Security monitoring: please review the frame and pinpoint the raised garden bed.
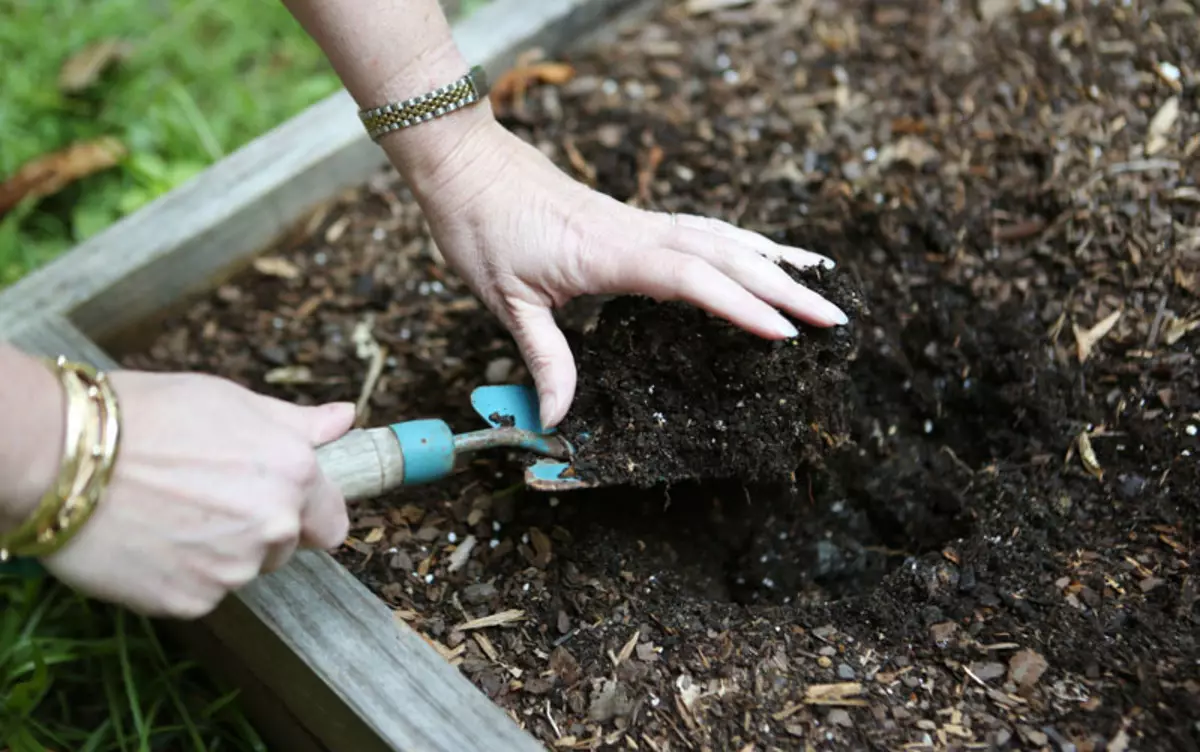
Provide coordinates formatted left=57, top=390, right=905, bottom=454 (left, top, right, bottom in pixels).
left=5, top=0, right=1199, bottom=749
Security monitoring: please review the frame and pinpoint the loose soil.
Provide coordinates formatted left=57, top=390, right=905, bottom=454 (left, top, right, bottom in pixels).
left=559, top=264, right=862, bottom=488
left=119, top=0, right=1199, bottom=750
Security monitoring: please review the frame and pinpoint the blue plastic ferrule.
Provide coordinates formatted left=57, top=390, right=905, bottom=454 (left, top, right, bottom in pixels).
left=390, top=419, right=456, bottom=485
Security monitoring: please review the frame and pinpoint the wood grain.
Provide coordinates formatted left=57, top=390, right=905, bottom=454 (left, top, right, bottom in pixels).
left=316, top=427, right=407, bottom=501
left=4, top=315, right=542, bottom=751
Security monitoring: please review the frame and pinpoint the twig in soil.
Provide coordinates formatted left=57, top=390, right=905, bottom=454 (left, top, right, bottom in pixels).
left=455, top=609, right=525, bottom=631
left=351, top=314, right=388, bottom=425
left=1105, top=158, right=1179, bottom=176
left=544, top=699, right=562, bottom=740
left=354, top=344, right=387, bottom=426
left=1146, top=295, right=1169, bottom=349
left=802, top=682, right=866, bottom=706
left=940, top=446, right=975, bottom=475
left=962, top=664, right=989, bottom=689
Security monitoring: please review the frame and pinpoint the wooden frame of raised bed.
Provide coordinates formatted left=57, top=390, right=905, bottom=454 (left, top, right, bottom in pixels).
left=0, top=1, right=646, bottom=749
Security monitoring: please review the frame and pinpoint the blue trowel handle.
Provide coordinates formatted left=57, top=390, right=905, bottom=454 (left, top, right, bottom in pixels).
left=316, top=419, right=456, bottom=500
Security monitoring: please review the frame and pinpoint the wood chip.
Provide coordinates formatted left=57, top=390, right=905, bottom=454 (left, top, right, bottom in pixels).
left=1077, top=429, right=1104, bottom=480
left=979, top=0, right=1020, bottom=22
left=420, top=632, right=466, bottom=663
left=1162, top=315, right=1199, bottom=346
left=253, top=256, right=302, bottom=280
left=1008, top=648, right=1048, bottom=689
left=473, top=632, right=500, bottom=661
left=263, top=365, right=313, bottom=384
left=1146, top=96, right=1179, bottom=156
left=447, top=534, right=477, bottom=572
left=455, top=609, right=525, bottom=631
left=685, top=0, right=752, bottom=14
left=1073, top=308, right=1122, bottom=363
left=489, top=60, right=576, bottom=111
left=803, top=682, right=867, bottom=706
left=615, top=629, right=640, bottom=666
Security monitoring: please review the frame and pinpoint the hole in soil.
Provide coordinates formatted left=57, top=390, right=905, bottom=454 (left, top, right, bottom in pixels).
left=478, top=331, right=985, bottom=609
left=499, top=455, right=971, bottom=608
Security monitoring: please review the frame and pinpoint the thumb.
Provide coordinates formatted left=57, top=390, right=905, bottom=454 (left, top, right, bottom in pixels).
left=507, top=301, right=577, bottom=429
left=258, top=396, right=358, bottom=445
left=303, top=402, right=358, bottom=446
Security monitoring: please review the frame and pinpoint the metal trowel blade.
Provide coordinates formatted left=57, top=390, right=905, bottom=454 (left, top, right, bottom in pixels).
left=469, top=384, right=597, bottom=492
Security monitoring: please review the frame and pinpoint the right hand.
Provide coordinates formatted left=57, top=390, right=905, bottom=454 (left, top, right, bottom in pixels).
left=40, top=370, right=356, bottom=619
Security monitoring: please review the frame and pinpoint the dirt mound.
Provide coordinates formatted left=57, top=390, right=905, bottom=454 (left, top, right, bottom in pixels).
left=560, top=264, right=862, bottom=487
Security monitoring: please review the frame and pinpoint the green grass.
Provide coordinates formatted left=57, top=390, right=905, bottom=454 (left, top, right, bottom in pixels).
left=1, top=1, right=338, bottom=748
left=0, top=0, right=345, bottom=286
left=1, top=571, right=268, bottom=751
left=2, top=1, right=492, bottom=748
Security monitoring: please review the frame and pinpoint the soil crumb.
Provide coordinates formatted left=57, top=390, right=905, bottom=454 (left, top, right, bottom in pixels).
left=560, top=265, right=863, bottom=487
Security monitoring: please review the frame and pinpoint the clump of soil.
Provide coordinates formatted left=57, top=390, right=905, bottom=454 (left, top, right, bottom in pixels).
left=560, top=264, right=862, bottom=487
left=118, top=0, right=1200, bottom=750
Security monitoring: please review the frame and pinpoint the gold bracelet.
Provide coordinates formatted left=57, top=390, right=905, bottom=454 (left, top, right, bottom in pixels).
left=0, top=361, right=91, bottom=560
left=0, top=357, right=122, bottom=560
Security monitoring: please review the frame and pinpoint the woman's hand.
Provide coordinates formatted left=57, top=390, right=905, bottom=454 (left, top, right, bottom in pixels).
left=40, top=370, right=355, bottom=619
left=276, top=0, right=848, bottom=428
left=399, top=121, right=850, bottom=428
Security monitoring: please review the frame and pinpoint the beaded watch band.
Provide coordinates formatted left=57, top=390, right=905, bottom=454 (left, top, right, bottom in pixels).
left=358, top=65, right=490, bottom=142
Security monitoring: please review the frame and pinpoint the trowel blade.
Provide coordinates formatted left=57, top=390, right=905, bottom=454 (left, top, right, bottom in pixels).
left=524, top=459, right=601, bottom=492
left=470, top=385, right=599, bottom=491
left=470, top=384, right=545, bottom=431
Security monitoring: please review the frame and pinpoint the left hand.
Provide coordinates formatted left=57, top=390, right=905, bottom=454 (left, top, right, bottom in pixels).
left=399, top=120, right=849, bottom=429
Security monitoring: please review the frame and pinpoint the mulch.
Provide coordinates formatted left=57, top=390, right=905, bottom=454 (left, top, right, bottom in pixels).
left=120, top=0, right=1199, bottom=749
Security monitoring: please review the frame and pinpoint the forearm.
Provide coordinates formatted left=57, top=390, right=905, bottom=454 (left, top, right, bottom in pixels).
left=281, top=0, right=500, bottom=190
left=0, top=343, right=64, bottom=530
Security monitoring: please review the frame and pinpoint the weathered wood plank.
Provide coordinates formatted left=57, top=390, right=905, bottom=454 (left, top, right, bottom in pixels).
left=0, top=0, right=646, bottom=348
left=3, top=314, right=546, bottom=752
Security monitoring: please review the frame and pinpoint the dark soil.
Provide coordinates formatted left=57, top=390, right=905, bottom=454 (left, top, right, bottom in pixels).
left=559, top=264, right=862, bottom=487
left=119, top=0, right=1200, bottom=750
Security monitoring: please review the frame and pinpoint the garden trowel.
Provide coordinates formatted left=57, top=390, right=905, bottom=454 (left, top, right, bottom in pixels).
left=316, top=384, right=599, bottom=499
left=0, top=385, right=593, bottom=579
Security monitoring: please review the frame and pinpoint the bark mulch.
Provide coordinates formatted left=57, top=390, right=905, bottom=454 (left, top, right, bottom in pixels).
left=121, top=0, right=1199, bottom=749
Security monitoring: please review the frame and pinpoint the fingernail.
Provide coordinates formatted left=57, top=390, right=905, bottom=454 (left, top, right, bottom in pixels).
left=540, top=394, right=560, bottom=429
left=825, top=304, right=850, bottom=326
left=774, top=318, right=800, bottom=338
left=818, top=255, right=836, bottom=270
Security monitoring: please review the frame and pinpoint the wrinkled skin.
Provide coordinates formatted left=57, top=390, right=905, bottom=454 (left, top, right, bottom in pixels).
left=406, top=120, right=848, bottom=428
left=40, top=371, right=355, bottom=619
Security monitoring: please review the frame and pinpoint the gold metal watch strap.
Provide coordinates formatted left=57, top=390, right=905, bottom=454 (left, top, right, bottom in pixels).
left=358, top=65, right=490, bottom=142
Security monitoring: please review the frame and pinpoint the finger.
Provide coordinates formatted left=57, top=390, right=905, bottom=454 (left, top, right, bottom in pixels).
left=257, top=398, right=358, bottom=446
left=506, top=300, right=577, bottom=429
left=261, top=537, right=299, bottom=574
left=664, top=222, right=848, bottom=327
left=589, top=248, right=803, bottom=339
left=670, top=212, right=837, bottom=271
left=299, top=466, right=350, bottom=550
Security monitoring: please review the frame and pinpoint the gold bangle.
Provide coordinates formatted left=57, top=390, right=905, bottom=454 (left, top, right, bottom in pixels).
left=0, top=357, right=122, bottom=560
left=0, top=358, right=91, bottom=560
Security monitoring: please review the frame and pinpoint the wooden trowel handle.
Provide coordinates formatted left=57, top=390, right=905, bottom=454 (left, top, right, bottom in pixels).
left=316, top=427, right=408, bottom=501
